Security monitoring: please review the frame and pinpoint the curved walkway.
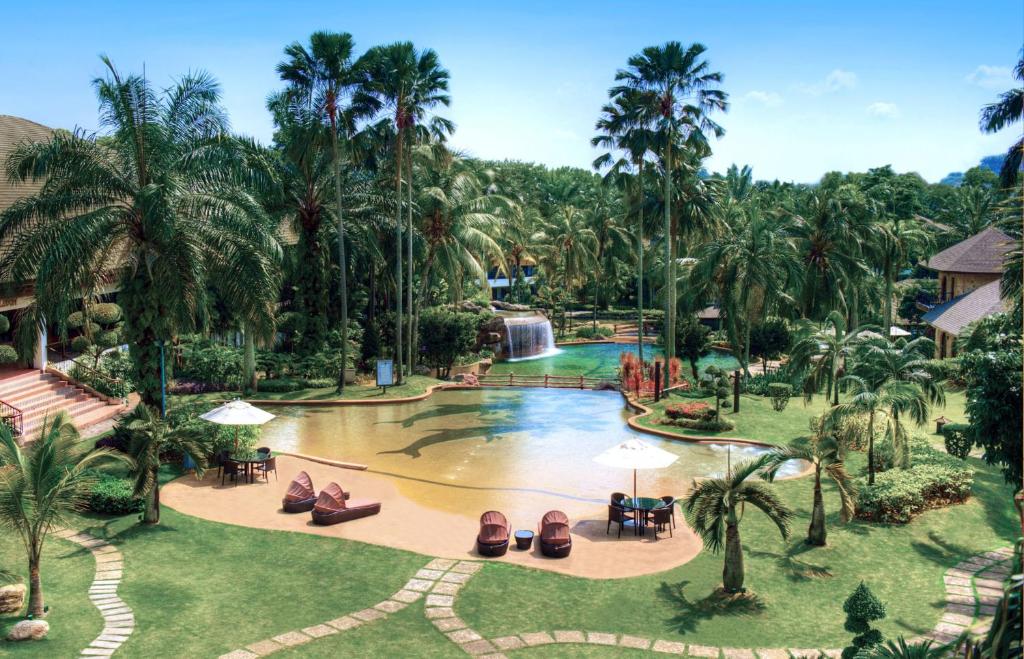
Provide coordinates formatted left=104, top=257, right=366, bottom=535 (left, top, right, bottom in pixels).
left=53, top=528, right=134, bottom=657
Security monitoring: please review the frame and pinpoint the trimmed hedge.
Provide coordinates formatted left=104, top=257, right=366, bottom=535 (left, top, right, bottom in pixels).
left=256, top=377, right=335, bottom=393
left=941, top=423, right=972, bottom=460
left=658, top=416, right=736, bottom=432
left=855, top=441, right=974, bottom=523
left=0, top=344, right=18, bottom=364
left=86, top=472, right=143, bottom=516
left=575, top=325, right=614, bottom=340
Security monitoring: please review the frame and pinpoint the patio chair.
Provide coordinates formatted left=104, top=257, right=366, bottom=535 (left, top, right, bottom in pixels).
left=659, top=496, right=677, bottom=529
left=256, top=456, right=277, bottom=482
left=282, top=471, right=317, bottom=513
left=311, top=482, right=381, bottom=526
left=215, top=450, right=230, bottom=479
left=221, top=459, right=243, bottom=486
left=257, top=446, right=271, bottom=455
left=611, top=492, right=627, bottom=506
left=476, top=510, right=511, bottom=557
left=607, top=504, right=635, bottom=538
left=538, top=510, right=572, bottom=558
left=650, top=506, right=673, bottom=540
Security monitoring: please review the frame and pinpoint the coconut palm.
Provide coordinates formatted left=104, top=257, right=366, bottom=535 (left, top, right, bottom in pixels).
left=763, top=419, right=855, bottom=546
left=827, top=375, right=931, bottom=485
left=358, top=42, right=451, bottom=381
left=533, top=206, right=598, bottom=330
left=979, top=54, right=1023, bottom=188
left=276, top=31, right=361, bottom=390
left=124, top=405, right=209, bottom=525
left=684, top=453, right=792, bottom=593
left=0, top=58, right=279, bottom=408
left=0, top=413, right=130, bottom=617
left=585, top=186, right=631, bottom=329
left=870, top=218, right=930, bottom=340
left=612, top=42, right=728, bottom=387
left=788, top=311, right=865, bottom=406
left=943, top=185, right=998, bottom=242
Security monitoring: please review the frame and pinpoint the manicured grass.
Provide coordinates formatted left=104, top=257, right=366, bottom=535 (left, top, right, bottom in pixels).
left=175, top=374, right=443, bottom=404
left=457, top=450, right=1018, bottom=648
left=635, top=390, right=970, bottom=446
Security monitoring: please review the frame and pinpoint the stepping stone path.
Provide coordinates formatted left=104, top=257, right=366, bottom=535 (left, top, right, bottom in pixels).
left=216, top=547, right=1016, bottom=658
left=53, top=528, right=134, bottom=657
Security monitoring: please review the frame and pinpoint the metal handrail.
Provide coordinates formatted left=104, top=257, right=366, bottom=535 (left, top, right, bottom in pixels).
left=47, top=348, right=124, bottom=387
left=0, top=399, right=24, bottom=437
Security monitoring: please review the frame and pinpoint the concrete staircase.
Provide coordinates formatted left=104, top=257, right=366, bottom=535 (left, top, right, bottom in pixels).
left=0, top=369, right=123, bottom=438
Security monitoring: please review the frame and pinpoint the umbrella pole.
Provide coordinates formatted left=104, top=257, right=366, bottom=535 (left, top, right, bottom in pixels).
left=633, top=469, right=637, bottom=501
left=234, top=426, right=239, bottom=453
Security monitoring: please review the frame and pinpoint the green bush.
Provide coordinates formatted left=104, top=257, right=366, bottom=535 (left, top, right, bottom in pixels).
left=67, top=310, right=85, bottom=329
left=767, top=382, right=793, bottom=412
left=86, top=472, right=143, bottom=516
left=658, top=416, right=736, bottom=432
left=0, top=344, right=18, bottom=364
left=177, top=339, right=243, bottom=388
left=841, top=582, right=886, bottom=658
left=575, top=325, right=614, bottom=340
left=419, top=309, right=478, bottom=379
left=257, top=378, right=304, bottom=393
left=300, top=378, right=334, bottom=389
left=0, top=314, right=9, bottom=335
left=855, top=440, right=974, bottom=523
left=96, top=329, right=122, bottom=349
left=941, top=423, right=972, bottom=460
left=71, top=335, right=92, bottom=353
left=89, top=303, right=123, bottom=325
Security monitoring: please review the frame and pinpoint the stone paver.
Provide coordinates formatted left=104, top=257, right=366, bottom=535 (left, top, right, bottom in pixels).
left=218, top=651, right=259, bottom=659
left=450, top=561, right=483, bottom=574
left=432, top=581, right=462, bottom=596
left=447, top=629, right=483, bottom=644
left=301, top=624, right=337, bottom=639
left=755, top=649, right=789, bottom=659
left=245, top=639, right=282, bottom=656
left=441, top=571, right=473, bottom=584
left=652, top=639, right=687, bottom=654
left=521, top=631, right=556, bottom=646
left=416, top=568, right=446, bottom=580
left=620, top=635, right=652, bottom=650
left=326, top=616, right=362, bottom=631
left=554, top=630, right=586, bottom=643
left=688, top=644, right=720, bottom=657
left=271, top=631, right=310, bottom=647
left=392, top=589, right=424, bottom=603
left=492, top=636, right=526, bottom=650
left=433, top=617, right=468, bottom=632
left=460, top=639, right=498, bottom=655
left=352, top=608, right=386, bottom=622
left=404, top=578, right=435, bottom=592
left=425, top=594, right=455, bottom=607
left=587, top=632, right=618, bottom=645
left=375, top=600, right=407, bottom=613
left=425, top=606, right=456, bottom=619
left=721, top=648, right=755, bottom=659
left=425, top=558, right=457, bottom=570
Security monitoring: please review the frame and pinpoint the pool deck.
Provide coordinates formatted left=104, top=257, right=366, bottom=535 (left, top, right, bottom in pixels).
left=162, top=454, right=703, bottom=580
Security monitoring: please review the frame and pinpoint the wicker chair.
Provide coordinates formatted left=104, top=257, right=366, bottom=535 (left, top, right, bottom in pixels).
left=282, top=471, right=317, bottom=513
left=538, top=510, right=572, bottom=558
left=256, top=456, right=277, bottom=482
left=311, top=483, right=381, bottom=526
left=607, top=504, right=635, bottom=538
left=221, top=459, right=243, bottom=486
left=650, top=506, right=673, bottom=540
left=659, top=496, right=677, bottom=529
left=476, top=511, right=511, bottom=557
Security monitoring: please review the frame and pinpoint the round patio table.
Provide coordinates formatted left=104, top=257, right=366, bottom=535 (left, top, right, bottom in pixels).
left=621, top=497, right=666, bottom=535
left=229, top=450, right=270, bottom=484
left=514, top=530, right=534, bottom=550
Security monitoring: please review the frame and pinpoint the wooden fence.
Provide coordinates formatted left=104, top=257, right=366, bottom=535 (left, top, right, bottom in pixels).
left=475, top=373, right=614, bottom=390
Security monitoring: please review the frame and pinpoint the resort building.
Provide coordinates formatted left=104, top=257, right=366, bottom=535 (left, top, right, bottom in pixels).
left=921, top=226, right=1012, bottom=358
left=486, top=257, right=538, bottom=300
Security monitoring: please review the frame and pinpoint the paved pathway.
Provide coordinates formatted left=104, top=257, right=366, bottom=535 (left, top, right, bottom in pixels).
left=54, top=528, right=134, bottom=657
left=214, top=547, right=1015, bottom=657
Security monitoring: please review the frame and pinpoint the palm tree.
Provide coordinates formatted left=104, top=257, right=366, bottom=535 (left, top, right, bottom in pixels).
left=763, top=419, right=855, bottom=546
left=613, top=42, right=728, bottom=387
left=684, top=454, right=792, bottom=593
left=692, top=205, right=796, bottom=375
left=864, top=637, right=943, bottom=658
left=1, top=58, right=279, bottom=409
left=788, top=311, right=864, bottom=406
left=943, top=185, right=998, bottom=241
left=125, top=405, right=209, bottom=524
left=585, top=186, right=630, bottom=329
left=358, top=42, right=451, bottom=382
left=0, top=413, right=130, bottom=617
left=276, top=31, right=360, bottom=390
left=827, top=375, right=931, bottom=484
left=871, top=218, right=929, bottom=341
left=534, top=206, right=597, bottom=332
left=979, top=54, right=1023, bottom=188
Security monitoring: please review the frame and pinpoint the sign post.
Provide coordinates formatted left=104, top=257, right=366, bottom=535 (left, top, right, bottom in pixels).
left=376, top=359, right=394, bottom=394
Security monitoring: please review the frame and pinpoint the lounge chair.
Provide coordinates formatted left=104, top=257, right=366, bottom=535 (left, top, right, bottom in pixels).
left=476, top=511, right=510, bottom=557
left=282, top=471, right=320, bottom=513
left=538, top=510, right=572, bottom=558
left=311, top=482, right=381, bottom=525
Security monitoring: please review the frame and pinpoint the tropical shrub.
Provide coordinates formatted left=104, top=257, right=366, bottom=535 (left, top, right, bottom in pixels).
left=767, top=382, right=793, bottom=412
left=750, top=318, right=791, bottom=367
left=69, top=351, right=134, bottom=399
left=0, top=314, right=9, bottom=335
left=256, top=378, right=304, bottom=393
left=842, top=582, right=887, bottom=658
left=941, top=423, right=972, bottom=460
left=176, top=339, right=243, bottom=390
left=665, top=402, right=714, bottom=421
left=923, top=357, right=962, bottom=385
left=85, top=471, right=143, bottom=515
left=659, top=416, right=736, bottom=432
left=0, top=344, right=18, bottom=364
left=419, top=309, right=478, bottom=379
left=575, top=325, right=613, bottom=339
left=676, top=317, right=711, bottom=379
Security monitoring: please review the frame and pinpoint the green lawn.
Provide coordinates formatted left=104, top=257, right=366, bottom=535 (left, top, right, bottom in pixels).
left=634, top=390, right=970, bottom=446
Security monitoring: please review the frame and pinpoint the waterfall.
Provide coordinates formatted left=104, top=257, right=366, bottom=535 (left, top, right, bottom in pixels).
left=501, top=314, right=561, bottom=361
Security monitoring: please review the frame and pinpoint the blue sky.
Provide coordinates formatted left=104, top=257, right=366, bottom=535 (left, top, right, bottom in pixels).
left=1, top=1, right=1020, bottom=182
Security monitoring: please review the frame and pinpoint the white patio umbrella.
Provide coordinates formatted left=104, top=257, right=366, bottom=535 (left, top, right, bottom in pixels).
left=593, top=438, right=679, bottom=501
left=200, top=399, right=275, bottom=451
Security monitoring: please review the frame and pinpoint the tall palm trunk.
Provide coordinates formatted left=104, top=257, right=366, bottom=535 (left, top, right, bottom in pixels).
left=243, top=327, right=256, bottom=394
left=867, top=410, right=877, bottom=485
left=394, top=126, right=404, bottom=384
left=330, top=118, right=349, bottom=392
left=883, top=258, right=894, bottom=343
left=637, top=162, right=645, bottom=362
left=723, top=505, right=745, bottom=592
left=28, top=547, right=44, bottom=617
left=406, top=144, right=414, bottom=372
left=143, top=468, right=160, bottom=524
left=808, top=464, right=826, bottom=545
left=663, top=135, right=674, bottom=390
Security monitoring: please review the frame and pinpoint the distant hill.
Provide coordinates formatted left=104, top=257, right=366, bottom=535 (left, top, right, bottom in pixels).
left=940, top=154, right=1004, bottom=186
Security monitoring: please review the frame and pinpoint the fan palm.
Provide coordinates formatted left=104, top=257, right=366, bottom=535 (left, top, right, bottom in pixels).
left=979, top=54, right=1023, bottom=188
left=358, top=42, right=451, bottom=381
left=612, top=42, right=728, bottom=386
left=684, top=453, right=792, bottom=593
left=124, top=405, right=209, bottom=524
left=276, top=31, right=360, bottom=390
left=0, top=413, right=130, bottom=617
left=0, top=58, right=279, bottom=408
left=763, top=419, right=855, bottom=546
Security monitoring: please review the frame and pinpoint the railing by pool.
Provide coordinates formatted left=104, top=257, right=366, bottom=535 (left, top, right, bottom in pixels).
left=476, top=373, right=617, bottom=390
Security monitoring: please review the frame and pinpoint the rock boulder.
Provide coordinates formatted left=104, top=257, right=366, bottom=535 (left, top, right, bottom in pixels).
left=0, top=583, right=25, bottom=614
left=6, top=619, right=49, bottom=641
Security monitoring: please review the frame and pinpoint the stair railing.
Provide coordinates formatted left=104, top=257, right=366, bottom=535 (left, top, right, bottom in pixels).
left=0, top=399, right=24, bottom=437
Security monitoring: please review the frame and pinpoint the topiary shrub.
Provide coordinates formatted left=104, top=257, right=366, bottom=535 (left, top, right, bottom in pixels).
left=70, top=335, right=92, bottom=353
left=767, top=382, right=793, bottom=412
left=89, top=303, right=123, bottom=325
left=841, top=582, right=886, bottom=658
left=941, top=423, right=972, bottom=460
left=0, top=314, right=9, bottom=335
left=0, top=344, right=18, bottom=364
left=86, top=472, right=143, bottom=516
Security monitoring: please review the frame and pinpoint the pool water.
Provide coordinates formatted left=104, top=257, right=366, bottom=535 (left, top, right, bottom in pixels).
left=487, top=342, right=740, bottom=379
left=261, top=388, right=797, bottom=522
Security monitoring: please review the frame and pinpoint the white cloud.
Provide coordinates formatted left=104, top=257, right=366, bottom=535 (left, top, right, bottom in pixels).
left=798, top=68, right=858, bottom=95
left=966, top=65, right=1015, bottom=90
left=742, top=90, right=783, bottom=107
left=866, top=101, right=900, bottom=118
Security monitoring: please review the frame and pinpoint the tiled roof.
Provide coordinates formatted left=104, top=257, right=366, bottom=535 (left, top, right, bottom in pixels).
left=0, top=115, right=54, bottom=215
left=926, top=226, right=1012, bottom=274
left=921, top=280, right=1007, bottom=336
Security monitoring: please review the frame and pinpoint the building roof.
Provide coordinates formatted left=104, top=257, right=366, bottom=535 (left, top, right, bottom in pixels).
left=0, top=115, right=55, bottom=215
left=926, top=226, right=1012, bottom=274
left=697, top=305, right=720, bottom=320
left=921, top=279, right=1007, bottom=336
